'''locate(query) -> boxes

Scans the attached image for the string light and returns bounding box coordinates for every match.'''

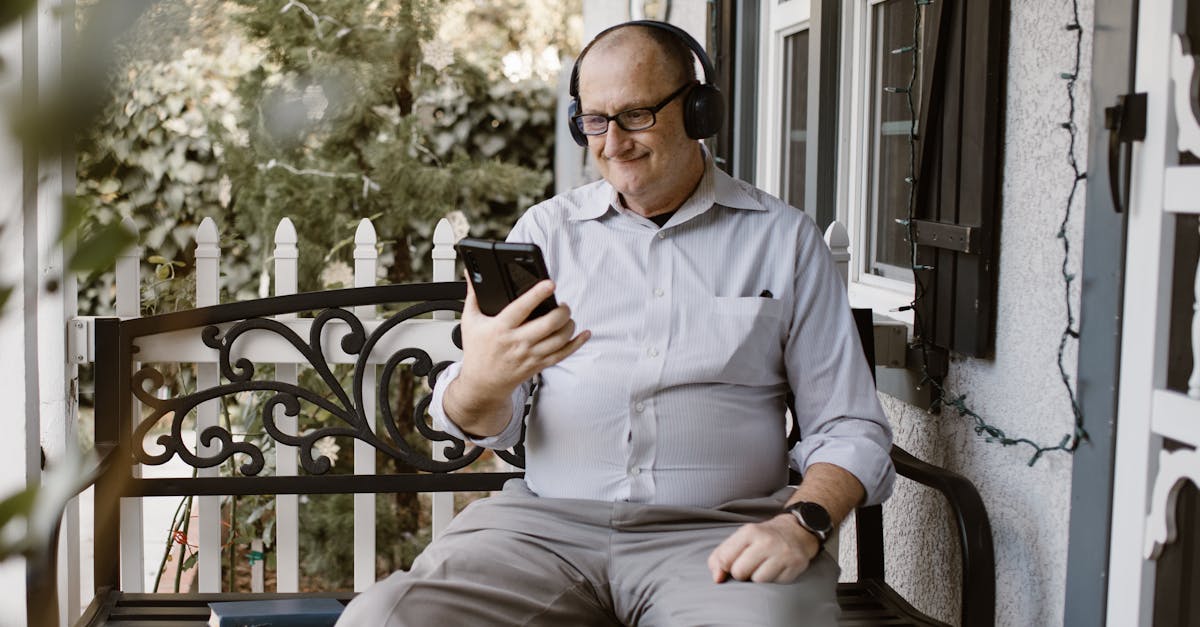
[1053,0,1089,453]
[892,0,1088,465]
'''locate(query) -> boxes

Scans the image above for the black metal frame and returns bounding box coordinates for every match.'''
[90,282,527,594]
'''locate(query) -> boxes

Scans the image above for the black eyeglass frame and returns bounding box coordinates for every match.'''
[571,82,694,136]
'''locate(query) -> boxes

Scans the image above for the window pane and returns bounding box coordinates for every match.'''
[781,29,810,211]
[867,0,919,281]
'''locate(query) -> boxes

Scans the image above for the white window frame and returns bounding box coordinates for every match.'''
[755,1,811,200]
[837,0,915,325]
[756,0,915,325]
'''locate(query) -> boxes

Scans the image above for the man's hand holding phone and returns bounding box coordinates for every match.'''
[442,273,590,438]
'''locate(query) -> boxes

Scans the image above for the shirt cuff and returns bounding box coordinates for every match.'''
[429,361,528,450]
[789,423,896,506]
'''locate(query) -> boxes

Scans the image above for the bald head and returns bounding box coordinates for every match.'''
[574,24,697,97]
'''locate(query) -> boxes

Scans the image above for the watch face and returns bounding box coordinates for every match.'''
[799,502,832,531]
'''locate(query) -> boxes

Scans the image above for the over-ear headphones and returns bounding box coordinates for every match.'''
[567,20,725,147]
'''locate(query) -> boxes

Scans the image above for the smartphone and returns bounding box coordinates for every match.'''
[454,238,557,319]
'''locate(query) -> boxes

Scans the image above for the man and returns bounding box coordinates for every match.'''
[339,21,893,626]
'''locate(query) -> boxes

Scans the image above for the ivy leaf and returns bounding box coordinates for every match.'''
[180,552,198,572]
[69,221,137,273]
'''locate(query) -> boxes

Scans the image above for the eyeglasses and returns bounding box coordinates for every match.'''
[572,83,693,136]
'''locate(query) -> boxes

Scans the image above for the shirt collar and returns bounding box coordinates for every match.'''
[569,146,766,222]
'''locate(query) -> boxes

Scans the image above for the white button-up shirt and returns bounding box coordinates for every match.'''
[431,155,895,508]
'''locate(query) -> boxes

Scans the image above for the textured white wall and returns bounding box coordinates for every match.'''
[862,0,1096,624]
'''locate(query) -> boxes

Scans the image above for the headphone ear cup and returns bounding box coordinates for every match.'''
[567,98,588,147]
[682,84,725,139]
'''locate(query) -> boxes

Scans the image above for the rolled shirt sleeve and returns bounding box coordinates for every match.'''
[429,361,530,450]
[784,223,896,506]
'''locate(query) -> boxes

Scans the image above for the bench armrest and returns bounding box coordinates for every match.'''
[889,444,994,627]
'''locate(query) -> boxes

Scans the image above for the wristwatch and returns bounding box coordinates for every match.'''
[784,501,833,547]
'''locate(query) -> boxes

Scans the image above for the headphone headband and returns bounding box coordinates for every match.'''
[569,20,717,98]
[567,19,724,145]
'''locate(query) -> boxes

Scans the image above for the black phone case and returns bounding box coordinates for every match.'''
[455,238,557,318]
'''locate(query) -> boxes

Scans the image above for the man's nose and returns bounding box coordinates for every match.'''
[602,121,632,157]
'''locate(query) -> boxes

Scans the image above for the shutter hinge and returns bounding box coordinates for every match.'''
[911,219,978,254]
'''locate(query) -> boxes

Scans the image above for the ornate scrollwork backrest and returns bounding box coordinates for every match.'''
[130,298,526,476]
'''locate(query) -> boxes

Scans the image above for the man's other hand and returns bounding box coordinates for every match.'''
[706,514,821,584]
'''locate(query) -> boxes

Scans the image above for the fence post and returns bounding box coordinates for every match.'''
[194,217,222,593]
[353,219,378,592]
[823,221,850,288]
[430,218,458,540]
[273,218,300,592]
[115,216,146,594]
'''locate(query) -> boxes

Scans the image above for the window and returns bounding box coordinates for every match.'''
[781,29,810,210]
[755,1,810,213]
[864,0,918,283]
[840,0,919,321]
[751,0,1008,360]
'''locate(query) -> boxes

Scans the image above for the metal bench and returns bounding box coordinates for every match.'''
[40,282,993,626]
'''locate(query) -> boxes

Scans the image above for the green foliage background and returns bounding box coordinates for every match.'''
[76,0,561,313]
[73,0,576,591]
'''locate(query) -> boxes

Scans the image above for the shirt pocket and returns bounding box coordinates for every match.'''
[669,296,787,386]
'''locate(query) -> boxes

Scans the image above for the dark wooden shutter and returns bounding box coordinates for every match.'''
[912,0,1009,367]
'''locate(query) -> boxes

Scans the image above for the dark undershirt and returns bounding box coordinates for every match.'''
[649,210,676,228]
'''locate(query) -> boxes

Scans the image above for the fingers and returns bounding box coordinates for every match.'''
[707,534,749,583]
[542,328,591,365]
[518,302,573,342]
[729,546,776,583]
[497,280,557,326]
[462,269,481,316]
[707,522,813,584]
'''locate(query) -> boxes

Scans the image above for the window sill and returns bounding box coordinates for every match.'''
[847,280,914,327]
[846,281,935,411]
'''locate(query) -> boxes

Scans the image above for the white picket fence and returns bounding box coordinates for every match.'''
[61,215,856,612]
[68,214,470,602]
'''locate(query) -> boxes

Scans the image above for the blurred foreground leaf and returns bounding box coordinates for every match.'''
[0,448,101,560]
[0,0,37,29]
[58,194,88,244]
[69,220,136,272]
[11,0,157,158]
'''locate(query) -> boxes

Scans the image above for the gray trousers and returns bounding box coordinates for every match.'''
[338,479,839,627]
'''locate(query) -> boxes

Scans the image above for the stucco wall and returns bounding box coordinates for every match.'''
[849,0,1096,624]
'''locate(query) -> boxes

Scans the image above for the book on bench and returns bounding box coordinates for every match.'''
[207,598,345,627]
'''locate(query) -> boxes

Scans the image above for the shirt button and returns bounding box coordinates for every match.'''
[629,467,641,476]
[653,288,664,297]
[657,232,665,240]
[635,402,645,412]
[647,347,659,357]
